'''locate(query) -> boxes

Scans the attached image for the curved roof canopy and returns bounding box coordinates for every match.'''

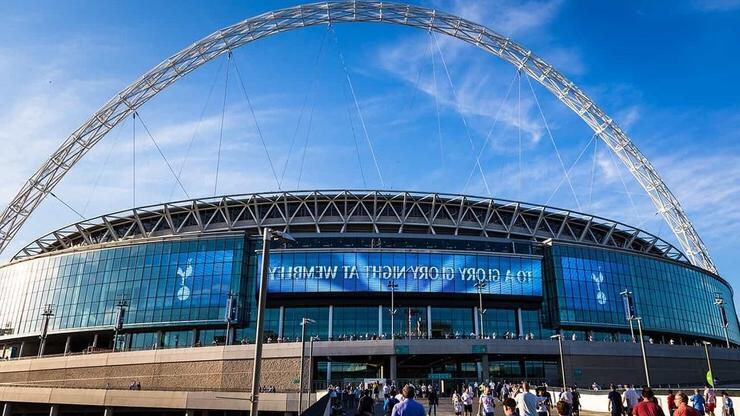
[13,190,688,264]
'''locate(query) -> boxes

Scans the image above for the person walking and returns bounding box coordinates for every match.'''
[478,387,496,416]
[692,389,707,416]
[504,398,519,416]
[632,387,665,416]
[391,385,427,416]
[722,392,734,416]
[358,389,375,416]
[384,389,400,416]
[609,385,624,416]
[572,386,581,416]
[462,388,474,416]
[668,390,677,416]
[453,391,464,416]
[537,387,553,416]
[517,382,539,416]
[624,385,640,416]
[705,386,717,416]
[676,392,700,416]
[427,387,439,416]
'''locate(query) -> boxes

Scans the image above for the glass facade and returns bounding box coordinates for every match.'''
[431,307,474,338]
[550,243,740,343]
[0,237,243,339]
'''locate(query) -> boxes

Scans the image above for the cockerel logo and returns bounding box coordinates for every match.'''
[592,270,607,305]
[176,258,193,301]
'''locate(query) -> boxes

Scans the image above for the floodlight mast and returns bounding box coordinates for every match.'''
[0,1,717,276]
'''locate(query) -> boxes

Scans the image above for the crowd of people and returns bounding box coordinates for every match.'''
[608,384,734,416]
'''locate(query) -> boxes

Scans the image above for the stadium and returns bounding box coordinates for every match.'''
[0,2,738,416]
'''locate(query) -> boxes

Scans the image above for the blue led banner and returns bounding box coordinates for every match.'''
[266,250,542,296]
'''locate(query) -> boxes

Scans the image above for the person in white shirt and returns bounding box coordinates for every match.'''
[478,387,496,416]
[622,385,640,415]
[462,389,474,416]
[516,382,539,416]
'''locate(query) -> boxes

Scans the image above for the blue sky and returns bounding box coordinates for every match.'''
[0,1,739,300]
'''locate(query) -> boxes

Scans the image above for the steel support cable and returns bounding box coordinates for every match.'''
[168,56,226,201]
[526,75,582,211]
[132,113,136,208]
[462,72,518,192]
[605,144,643,225]
[429,32,445,169]
[279,27,329,189]
[231,56,282,190]
[214,52,232,197]
[83,117,128,216]
[545,133,597,206]
[517,71,522,196]
[342,83,368,188]
[588,137,598,211]
[329,25,385,188]
[134,112,191,199]
[431,32,491,196]
[296,90,317,189]
[49,192,85,220]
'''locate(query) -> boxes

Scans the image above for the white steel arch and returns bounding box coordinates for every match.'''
[0,1,716,273]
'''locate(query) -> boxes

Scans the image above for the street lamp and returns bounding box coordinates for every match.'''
[250,228,295,416]
[702,341,715,388]
[298,317,316,415]
[619,289,636,342]
[38,304,54,357]
[634,317,651,387]
[714,294,731,349]
[307,335,316,410]
[550,334,566,388]
[113,296,128,352]
[474,281,487,338]
[387,281,398,339]
[225,292,237,346]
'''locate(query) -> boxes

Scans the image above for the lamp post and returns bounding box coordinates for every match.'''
[714,294,731,349]
[387,282,398,339]
[225,292,237,346]
[634,317,651,387]
[307,335,316,410]
[38,304,54,357]
[550,334,566,388]
[250,228,295,416]
[113,296,128,352]
[702,341,715,387]
[619,289,636,342]
[298,317,316,415]
[474,281,487,338]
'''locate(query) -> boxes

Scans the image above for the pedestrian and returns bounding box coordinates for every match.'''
[391,385,426,416]
[706,386,717,416]
[558,400,573,416]
[692,389,707,416]
[572,386,581,416]
[478,387,496,416]
[384,389,400,416]
[609,385,624,416]
[722,392,734,416]
[624,385,640,416]
[504,398,518,416]
[427,387,439,416]
[668,390,677,416]
[462,387,474,416]
[633,387,665,416]
[358,390,375,416]
[517,382,539,416]
[537,387,553,416]
[453,391,463,416]
[676,392,700,416]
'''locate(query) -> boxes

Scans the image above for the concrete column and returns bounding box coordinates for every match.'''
[481,354,490,381]
[92,333,99,348]
[427,306,432,339]
[103,407,114,416]
[389,355,397,383]
[156,330,164,348]
[49,404,60,416]
[516,308,523,338]
[64,336,71,355]
[192,329,198,346]
[18,341,25,358]
[326,361,332,385]
[278,306,285,338]
[378,305,383,336]
[328,305,333,339]
[2,403,11,416]
[1,344,5,358]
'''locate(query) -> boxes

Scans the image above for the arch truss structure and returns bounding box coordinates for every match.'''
[0,1,716,273]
